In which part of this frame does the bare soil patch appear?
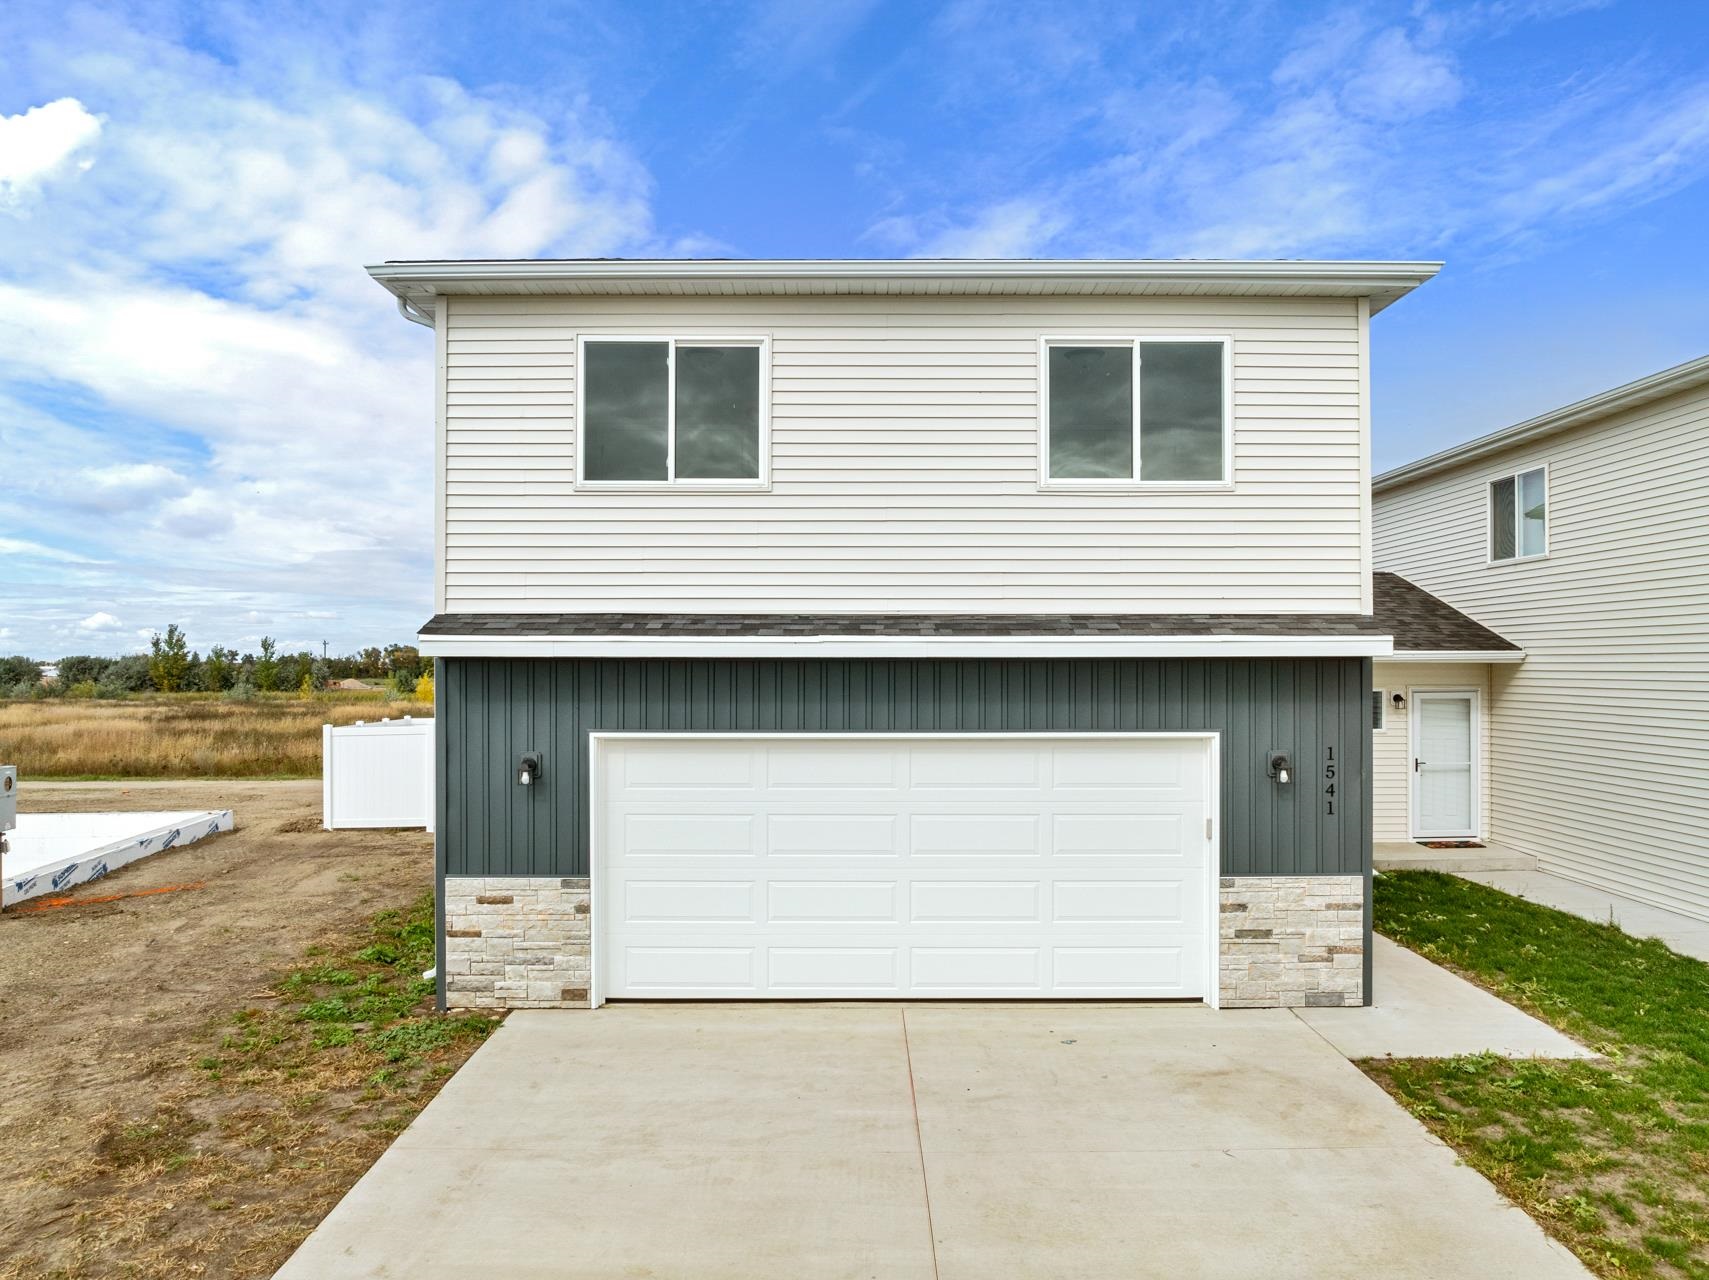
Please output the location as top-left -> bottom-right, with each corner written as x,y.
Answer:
0,780 -> 477,1279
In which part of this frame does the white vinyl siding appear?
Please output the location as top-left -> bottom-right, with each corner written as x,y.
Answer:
1375,381 -> 1709,919
442,293 -> 1367,613
1371,662 -> 1492,843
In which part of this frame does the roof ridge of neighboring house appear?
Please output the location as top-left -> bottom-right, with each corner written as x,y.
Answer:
1374,352 -> 1709,493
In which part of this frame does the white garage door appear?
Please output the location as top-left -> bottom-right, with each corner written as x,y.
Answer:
595,735 -> 1214,1002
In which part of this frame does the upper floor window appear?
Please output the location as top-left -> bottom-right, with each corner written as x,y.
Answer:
1489,465 -> 1547,562
577,336 -> 769,487
1040,337 -> 1230,486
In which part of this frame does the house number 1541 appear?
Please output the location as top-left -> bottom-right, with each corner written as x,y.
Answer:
1324,746 -> 1337,817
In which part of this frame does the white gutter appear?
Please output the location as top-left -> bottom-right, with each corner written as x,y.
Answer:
396,295 -> 435,327
416,634 -> 1396,660
1375,353 -> 1709,493
1377,649 -> 1525,664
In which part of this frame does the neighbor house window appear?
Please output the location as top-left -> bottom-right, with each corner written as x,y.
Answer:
1041,337 -> 1230,484
578,336 -> 769,485
1489,466 -> 1547,561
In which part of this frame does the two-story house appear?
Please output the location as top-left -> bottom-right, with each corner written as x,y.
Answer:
1373,355 -> 1709,924
369,257 -> 1465,1012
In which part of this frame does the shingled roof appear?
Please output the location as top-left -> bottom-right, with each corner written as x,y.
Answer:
1371,572 -> 1520,653
419,573 -> 1516,654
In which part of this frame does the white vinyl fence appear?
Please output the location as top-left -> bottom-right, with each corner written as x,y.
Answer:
322,717 -> 435,831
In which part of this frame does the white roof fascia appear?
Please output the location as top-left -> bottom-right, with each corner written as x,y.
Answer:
417,634 -> 1396,660
368,258 -> 1442,314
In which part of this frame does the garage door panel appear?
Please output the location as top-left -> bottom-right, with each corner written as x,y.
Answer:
600,737 -> 1212,1001
911,947 -> 1043,990
1053,881 -> 1189,924
1051,813 -> 1189,857
1051,741 -> 1187,791
767,745 -> 899,789
1053,946 -> 1184,990
620,744 -> 755,790
621,946 -> 756,992
910,813 -> 1040,856
767,813 -> 899,856
908,746 -> 1042,791
622,814 -> 755,856
767,880 -> 900,923
622,879 -> 757,923
767,947 -> 900,991
910,880 -> 1041,923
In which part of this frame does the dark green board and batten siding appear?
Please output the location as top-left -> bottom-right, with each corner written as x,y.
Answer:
436,657 -> 1373,879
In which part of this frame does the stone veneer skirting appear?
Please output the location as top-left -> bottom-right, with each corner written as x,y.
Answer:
444,876 -> 591,1009
1218,875 -> 1365,1008
441,873 -> 1365,1011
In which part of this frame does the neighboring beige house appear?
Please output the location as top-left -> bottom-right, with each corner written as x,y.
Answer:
1373,354 -> 1709,922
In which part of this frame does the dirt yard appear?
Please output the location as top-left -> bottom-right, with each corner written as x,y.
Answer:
0,780 -> 467,1279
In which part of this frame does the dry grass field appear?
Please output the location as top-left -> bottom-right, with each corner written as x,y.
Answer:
0,694 -> 433,779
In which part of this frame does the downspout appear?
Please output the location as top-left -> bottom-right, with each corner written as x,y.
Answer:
397,295 -> 436,328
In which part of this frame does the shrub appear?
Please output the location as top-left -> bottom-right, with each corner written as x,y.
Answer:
414,674 -> 434,703
223,677 -> 257,702
148,624 -> 191,692
56,655 -> 113,686
66,680 -> 99,699
0,656 -> 43,688
390,670 -> 417,696
95,654 -> 152,696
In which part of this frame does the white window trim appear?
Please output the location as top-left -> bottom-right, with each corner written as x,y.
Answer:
574,334 -> 772,492
1037,335 -> 1234,491
1486,462 -> 1549,565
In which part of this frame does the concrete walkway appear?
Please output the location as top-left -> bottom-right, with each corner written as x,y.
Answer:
276,1002 -> 1590,1280
1374,838 -> 1535,873
1299,936 -> 1592,1060
1459,868 -> 1709,964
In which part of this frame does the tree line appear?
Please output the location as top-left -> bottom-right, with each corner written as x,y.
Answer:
1,631 -> 425,700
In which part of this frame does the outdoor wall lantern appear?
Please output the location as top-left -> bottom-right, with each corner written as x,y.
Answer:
1391,692 -> 1407,711
1268,752 -> 1293,786
517,752 -> 544,788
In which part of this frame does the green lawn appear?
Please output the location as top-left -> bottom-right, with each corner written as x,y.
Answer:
1369,871 -> 1709,1279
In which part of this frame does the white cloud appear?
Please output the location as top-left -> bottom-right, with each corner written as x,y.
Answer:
0,9 -> 672,656
0,98 -> 101,202
1343,30 -> 1463,122
77,611 -> 124,632
866,10 -> 1709,263
911,199 -> 1069,258
0,536 -> 95,563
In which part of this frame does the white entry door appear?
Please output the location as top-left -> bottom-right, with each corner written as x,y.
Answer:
1411,692 -> 1479,839
594,735 -> 1215,1002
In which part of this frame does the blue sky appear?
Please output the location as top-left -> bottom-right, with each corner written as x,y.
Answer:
2,0 -> 1708,658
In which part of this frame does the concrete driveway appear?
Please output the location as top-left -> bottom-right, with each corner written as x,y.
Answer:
276,1001 -> 1588,1279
